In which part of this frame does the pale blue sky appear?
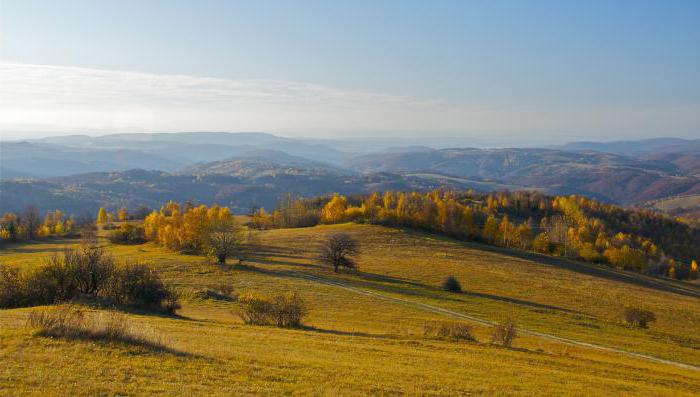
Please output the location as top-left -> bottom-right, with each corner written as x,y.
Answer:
1,0 -> 699,143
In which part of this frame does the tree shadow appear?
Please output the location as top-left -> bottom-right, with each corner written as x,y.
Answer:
298,325 -> 397,339
338,272 -> 583,315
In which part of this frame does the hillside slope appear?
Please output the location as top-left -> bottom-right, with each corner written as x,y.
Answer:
1,223 -> 699,394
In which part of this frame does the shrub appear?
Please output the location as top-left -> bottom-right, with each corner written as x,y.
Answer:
424,321 -> 476,341
238,292 -> 307,328
61,246 -> 116,295
491,319 -> 517,347
27,305 -> 170,351
109,224 -> 146,244
27,304 -> 87,338
442,276 -> 462,293
271,293 -> 307,328
108,263 -> 180,313
0,267 -> 27,308
238,292 -> 275,325
623,307 -> 656,328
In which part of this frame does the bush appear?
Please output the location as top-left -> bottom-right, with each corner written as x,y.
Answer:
238,292 -> 275,325
238,292 -> 307,328
624,307 -> 656,328
61,246 -> 116,295
109,224 -> 146,244
0,248 -> 179,313
108,263 -> 180,313
271,293 -> 307,327
491,319 -> 517,347
26,305 -> 170,351
424,321 -> 476,341
442,276 -> 462,293
0,267 -> 26,308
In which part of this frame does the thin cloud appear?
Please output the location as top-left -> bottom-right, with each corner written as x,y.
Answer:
0,62 -> 697,142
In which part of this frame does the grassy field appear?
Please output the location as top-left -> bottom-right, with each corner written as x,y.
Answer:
1,223 -> 700,395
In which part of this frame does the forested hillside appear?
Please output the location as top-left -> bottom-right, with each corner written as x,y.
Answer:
248,190 -> 700,280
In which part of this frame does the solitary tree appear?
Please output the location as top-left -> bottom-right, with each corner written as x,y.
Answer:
206,218 -> 246,264
318,233 -> 360,272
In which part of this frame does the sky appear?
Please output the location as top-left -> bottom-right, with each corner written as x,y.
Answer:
1,0 -> 699,144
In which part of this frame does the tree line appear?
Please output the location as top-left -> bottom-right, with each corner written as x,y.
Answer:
250,190 -> 699,280
0,206 -> 76,242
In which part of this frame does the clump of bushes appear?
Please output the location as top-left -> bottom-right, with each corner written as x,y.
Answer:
108,224 -> 146,244
623,307 -> 656,329
238,292 -> 307,328
0,246 -> 178,313
442,276 -> 462,293
26,304 -> 171,351
424,321 -> 476,341
491,319 -> 517,347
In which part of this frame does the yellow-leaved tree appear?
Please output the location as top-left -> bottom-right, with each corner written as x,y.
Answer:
321,194 -> 347,224
97,207 -> 109,224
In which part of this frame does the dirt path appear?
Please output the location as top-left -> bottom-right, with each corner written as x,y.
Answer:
299,273 -> 700,372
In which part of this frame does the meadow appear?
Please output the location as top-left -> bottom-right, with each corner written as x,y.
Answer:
1,222 -> 699,395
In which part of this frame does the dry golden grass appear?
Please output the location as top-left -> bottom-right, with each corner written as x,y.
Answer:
1,223 -> 700,395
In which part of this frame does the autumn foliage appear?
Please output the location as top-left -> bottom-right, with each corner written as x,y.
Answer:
250,190 -> 700,280
143,201 -> 246,262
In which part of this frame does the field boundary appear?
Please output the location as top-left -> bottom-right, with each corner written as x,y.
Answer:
299,273 -> 700,372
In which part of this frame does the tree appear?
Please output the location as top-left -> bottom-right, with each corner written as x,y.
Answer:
533,232 -> 550,254
318,233 -> 360,272
118,207 -> 129,221
97,207 -> 109,224
22,205 -> 40,240
206,218 -> 246,264
482,215 -> 498,243
321,194 -> 348,224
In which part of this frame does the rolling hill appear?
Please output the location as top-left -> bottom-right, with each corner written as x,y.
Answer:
1,223 -> 699,394
0,168 -> 465,215
347,147 -> 700,204
3,132 -> 700,212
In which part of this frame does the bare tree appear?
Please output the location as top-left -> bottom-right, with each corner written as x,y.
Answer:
22,205 -> 40,240
318,233 -> 360,273
207,219 -> 247,264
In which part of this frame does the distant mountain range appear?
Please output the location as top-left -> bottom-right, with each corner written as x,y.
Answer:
1,132 -> 699,215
